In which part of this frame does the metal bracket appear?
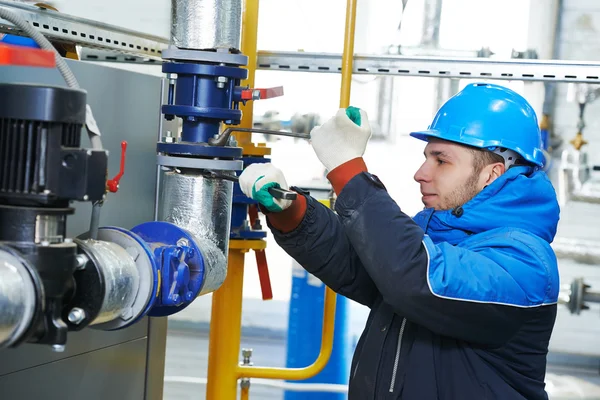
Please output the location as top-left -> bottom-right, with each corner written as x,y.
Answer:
157,155 -> 243,171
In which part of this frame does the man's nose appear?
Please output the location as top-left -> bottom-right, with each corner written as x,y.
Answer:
414,162 -> 430,183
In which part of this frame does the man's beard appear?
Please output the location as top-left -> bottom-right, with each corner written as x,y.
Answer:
440,170 -> 480,211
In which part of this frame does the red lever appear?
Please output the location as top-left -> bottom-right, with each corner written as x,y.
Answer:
107,141 -> 128,193
248,205 -> 273,301
240,86 -> 284,101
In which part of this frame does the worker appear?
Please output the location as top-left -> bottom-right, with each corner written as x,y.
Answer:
239,83 -> 560,399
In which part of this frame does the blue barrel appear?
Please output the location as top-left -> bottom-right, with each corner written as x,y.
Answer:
284,260 -> 351,400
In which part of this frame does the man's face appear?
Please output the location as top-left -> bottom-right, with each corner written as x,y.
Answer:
413,139 -> 497,210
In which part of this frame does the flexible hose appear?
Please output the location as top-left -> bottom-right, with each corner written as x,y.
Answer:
0,5 -> 103,150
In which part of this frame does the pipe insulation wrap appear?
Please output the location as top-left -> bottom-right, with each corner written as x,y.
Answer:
84,240 -> 140,325
171,0 -> 242,50
158,169 -> 232,295
0,249 -> 36,347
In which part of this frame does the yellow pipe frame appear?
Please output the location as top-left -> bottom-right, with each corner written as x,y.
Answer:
340,0 -> 358,108
206,0 -> 358,397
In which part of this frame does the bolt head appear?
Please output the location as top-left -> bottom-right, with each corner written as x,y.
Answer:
177,238 -> 190,247
83,195 -> 89,201
242,348 -> 253,358
68,307 -> 86,324
216,76 -> 228,83
75,254 -> 89,270
52,344 -> 65,353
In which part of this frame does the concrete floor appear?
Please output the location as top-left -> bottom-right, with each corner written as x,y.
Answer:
163,328 -> 600,400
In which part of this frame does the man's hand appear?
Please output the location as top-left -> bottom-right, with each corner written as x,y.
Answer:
239,163 -> 293,212
310,106 -> 371,172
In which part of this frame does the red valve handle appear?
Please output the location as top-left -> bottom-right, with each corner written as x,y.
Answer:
248,204 -> 273,301
106,141 -> 128,193
240,86 -> 284,101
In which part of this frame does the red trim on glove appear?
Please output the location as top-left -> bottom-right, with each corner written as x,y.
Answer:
327,157 -> 368,195
267,194 -> 307,233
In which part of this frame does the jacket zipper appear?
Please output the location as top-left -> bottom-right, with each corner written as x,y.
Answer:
352,360 -> 360,379
389,318 -> 407,393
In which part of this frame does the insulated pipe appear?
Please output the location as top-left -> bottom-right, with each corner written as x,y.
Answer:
0,247 -> 38,348
171,0 -> 243,51
158,169 -> 232,295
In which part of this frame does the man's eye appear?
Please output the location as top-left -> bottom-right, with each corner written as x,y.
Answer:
437,159 -> 446,165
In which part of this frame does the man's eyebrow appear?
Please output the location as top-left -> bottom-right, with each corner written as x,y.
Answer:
424,150 -> 451,158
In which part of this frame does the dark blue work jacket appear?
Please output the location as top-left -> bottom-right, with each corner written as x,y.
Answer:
270,166 -> 560,399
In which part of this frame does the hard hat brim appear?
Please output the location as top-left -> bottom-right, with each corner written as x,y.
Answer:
409,130 -> 545,167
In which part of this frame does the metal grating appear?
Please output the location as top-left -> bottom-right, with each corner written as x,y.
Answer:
256,51 -> 600,84
0,1 -> 168,60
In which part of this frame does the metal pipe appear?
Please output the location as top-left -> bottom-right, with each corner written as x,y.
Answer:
166,375 -> 349,393
0,248 -> 37,348
558,148 -> 600,205
206,248 -> 247,399
233,0 -> 260,147
79,240 -> 141,326
158,169 -> 232,295
205,0 -> 261,397
583,290 -> 600,305
171,0 -> 243,51
237,286 -> 336,380
340,0 -> 358,108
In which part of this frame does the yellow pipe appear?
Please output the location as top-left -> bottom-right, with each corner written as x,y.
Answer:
237,286 -> 337,380
206,249 -> 245,399
340,0 -> 358,108
240,386 -> 249,400
236,0 -> 260,146
208,0 -> 359,396
236,0 -> 358,383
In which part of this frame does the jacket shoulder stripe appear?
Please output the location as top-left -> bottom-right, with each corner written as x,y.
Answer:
423,236 -> 558,308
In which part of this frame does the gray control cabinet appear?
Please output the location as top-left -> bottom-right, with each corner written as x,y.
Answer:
0,60 -> 169,400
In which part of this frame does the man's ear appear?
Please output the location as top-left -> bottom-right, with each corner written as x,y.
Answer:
481,163 -> 505,189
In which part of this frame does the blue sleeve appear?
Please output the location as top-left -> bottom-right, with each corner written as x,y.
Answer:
268,195 -> 380,308
335,172 -> 558,346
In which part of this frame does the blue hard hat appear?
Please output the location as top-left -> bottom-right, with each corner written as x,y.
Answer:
410,83 -> 545,167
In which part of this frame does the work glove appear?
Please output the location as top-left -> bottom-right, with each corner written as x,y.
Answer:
310,106 -> 371,172
239,163 -> 293,212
